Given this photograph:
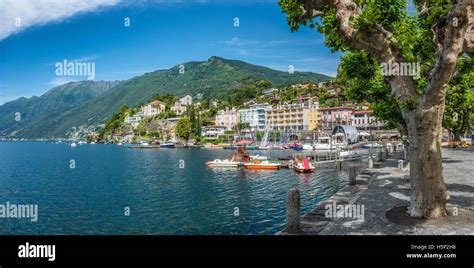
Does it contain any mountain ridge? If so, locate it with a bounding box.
[0,57,332,139]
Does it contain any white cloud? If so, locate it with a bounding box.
[0,0,120,41]
[222,37,288,47]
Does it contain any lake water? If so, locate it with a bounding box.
[0,142,348,235]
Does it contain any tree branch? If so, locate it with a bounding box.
[297,0,331,21]
[464,22,474,52]
[425,1,473,104]
[413,0,429,17]
[295,0,418,101]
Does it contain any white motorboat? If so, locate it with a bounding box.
[206,159,243,168]
[70,142,77,148]
[302,143,314,150]
[314,136,332,151]
[249,155,269,161]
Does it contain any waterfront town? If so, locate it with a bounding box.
[87,82,396,147]
[86,81,472,150]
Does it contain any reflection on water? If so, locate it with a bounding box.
[0,142,348,235]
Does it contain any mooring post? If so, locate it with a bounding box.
[376,151,383,162]
[349,166,357,186]
[398,159,404,170]
[285,188,301,234]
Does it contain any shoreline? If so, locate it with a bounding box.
[284,148,474,235]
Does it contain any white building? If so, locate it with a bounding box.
[238,103,272,132]
[171,101,187,115]
[215,108,239,130]
[179,95,193,106]
[318,106,355,130]
[351,110,386,131]
[142,100,166,118]
[261,88,278,95]
[202,125,226,140]
[124,111,144,128]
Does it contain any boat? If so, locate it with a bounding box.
[293,159,316,173]
[204,144,222,149]
[128,145,161,149]
[160,143,175,148]
[244,160,281,170]
[257,127,271,150]
[314,136,332,151]
[70,142,77,148]
[249,155,269,161]
[206,159,242,168]
[362,143,383,149]
[245,145,258,150]
[302,143,314,150]
[117,142,123,146]
[271,144,284,150]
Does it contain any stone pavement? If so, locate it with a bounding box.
[299,148,474,235]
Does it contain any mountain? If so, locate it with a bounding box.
[0,57,331,139]
[0,81,121,138]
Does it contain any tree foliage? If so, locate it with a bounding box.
[279,0,473,219]
[176,118,191,141]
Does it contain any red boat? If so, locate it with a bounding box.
[293,159,315,173]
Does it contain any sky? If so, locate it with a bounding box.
[0,0,415,105]
[0,0,345,105]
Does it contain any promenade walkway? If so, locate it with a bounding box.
[299,148,474,235]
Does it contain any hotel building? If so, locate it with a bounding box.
[265,102,319,131]
[215,108,239,130]
[238,103,272,132]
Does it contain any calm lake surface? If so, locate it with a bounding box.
[0,142,348,235]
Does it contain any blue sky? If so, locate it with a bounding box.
[0,0,344,105]
[0,0,416,105]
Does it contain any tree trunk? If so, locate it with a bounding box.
[452,132,462,142]
[405,101,449,219]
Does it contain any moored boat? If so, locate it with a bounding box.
[302,143,314,150]
[293,159,316,173]
[244,160,281,170]
[249,155,269,161]
[206,159,242,168]
[160,143,175,148]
